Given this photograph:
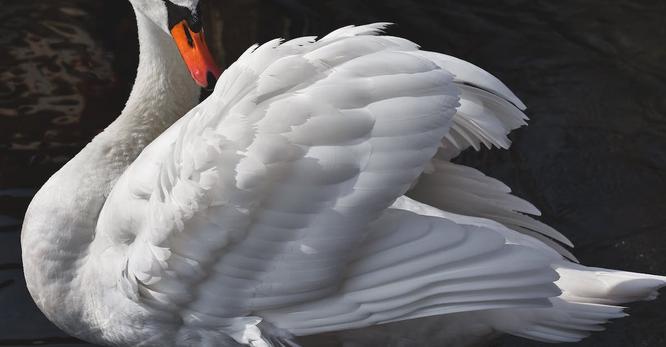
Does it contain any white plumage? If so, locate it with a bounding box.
[20,2,665,346]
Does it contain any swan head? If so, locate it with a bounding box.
[130,0,221,89]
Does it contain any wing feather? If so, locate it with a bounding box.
[410,160,574,252]
[260,204,561,336]
[91,23,610,345]
[94,24,470,343]
[406,51,573,257]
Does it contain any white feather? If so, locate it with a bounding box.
[92,24,663,345]
[22,21,665,347]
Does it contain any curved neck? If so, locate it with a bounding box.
[21,6,200,339]
[101,7,200,168]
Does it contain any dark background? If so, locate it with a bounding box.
[1,0,665,346]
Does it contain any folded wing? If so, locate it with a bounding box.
[93,24,485,343]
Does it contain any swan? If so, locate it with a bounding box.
[21,0,665,346]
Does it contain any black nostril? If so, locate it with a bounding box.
[205,71,217,91]
[183,23,194,48]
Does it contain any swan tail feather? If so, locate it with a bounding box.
[490,263,666,343]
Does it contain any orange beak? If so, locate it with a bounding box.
[170,20,221,90]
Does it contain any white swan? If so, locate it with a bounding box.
[21,0,665,346]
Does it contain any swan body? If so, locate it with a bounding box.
[21,1,665,346]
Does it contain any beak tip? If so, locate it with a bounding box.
[171,20,221,92]
[191,68,220,90]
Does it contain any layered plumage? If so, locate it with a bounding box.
[92,24,665,345]
[22,20,665,347]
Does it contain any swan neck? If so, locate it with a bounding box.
[21,6,201,341]
[102,6,200,163]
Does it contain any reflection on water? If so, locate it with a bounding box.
[1,0,665,346]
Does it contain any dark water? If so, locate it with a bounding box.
[1,0,665,346]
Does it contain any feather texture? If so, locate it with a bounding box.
[260,203,561,336]
[407,49,575,257]
[79,23,666,346]
[410,160,576,260]
[94,24,471,344]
